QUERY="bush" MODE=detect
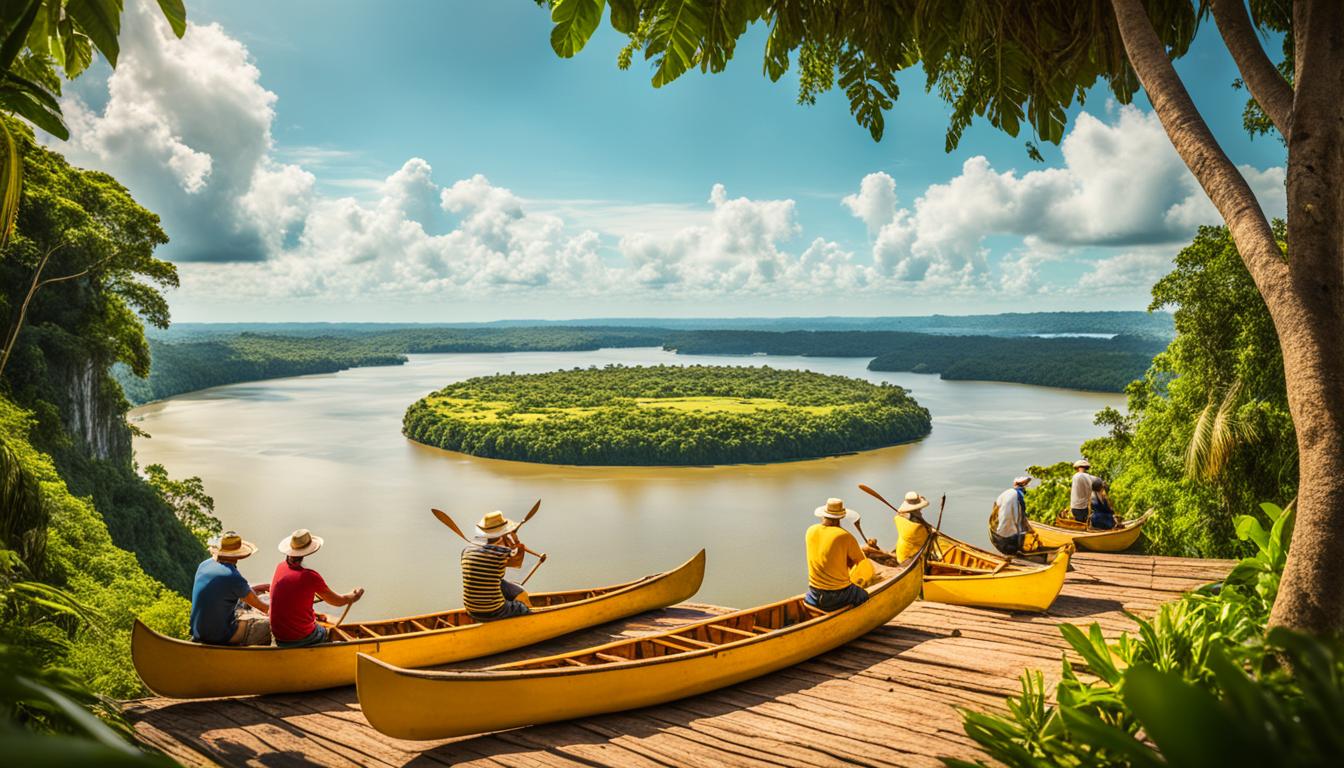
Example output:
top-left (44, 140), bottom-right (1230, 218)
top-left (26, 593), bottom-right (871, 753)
top-left (943, 502), bottom-right (1344, 767)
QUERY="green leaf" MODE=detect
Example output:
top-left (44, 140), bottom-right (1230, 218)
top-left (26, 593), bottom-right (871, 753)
top-left (648, 0), bottom-right (709, 88)
top-left (1057, 707), bottom-right (1162, 767)
top-left (608, 0), bottom-right (637, 34)
top-left (1123, 665), bottom-right (1274, 767)
top-left (65, 0), bottom-right (123, 68)
top-left (0, 0), bottom-right (42, 71)
top-left (1059, 622), bottom-right (1121, 685)
top-left (550, 0), bottom-right (605, 58)
top-left (155, 0), bottom-right (187, 38)
top-left (0, 116), bottom-right (20, 247)
top-left (0, 73), bottom-right (68, 139)
top-left (63, 31), bottom-right (94, 79)
top-left (1258, 501), bottom-right (1284, 522)
top-left (1233, 514), bottom-right (1269, 551)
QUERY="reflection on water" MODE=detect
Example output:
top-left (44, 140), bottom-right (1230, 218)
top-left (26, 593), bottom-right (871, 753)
top-left (130, 348), bottom-right (1122, 617)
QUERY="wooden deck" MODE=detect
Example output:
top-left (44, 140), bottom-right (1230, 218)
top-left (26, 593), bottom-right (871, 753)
top-left (126, 552), bottom-right (1232, 767)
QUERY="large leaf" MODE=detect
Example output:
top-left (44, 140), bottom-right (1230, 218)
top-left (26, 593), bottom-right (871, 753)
top-left (1056, 707), bottom-right (1163, 768)
top-left (647, 0), bottom-right (709, 88)
top-left (0, 116), bottom-right (19, 247)
top-left (155, 0), bottom-right (187, 38)
top-left (550, 0), bottom-right (605, 58)
top-left (65, 0), bottom-right (123, 68)
top-left (608, 0), bottom-right (637, 33)
top-left (0, 73), bottom-right (68, 139)
top-left (1123, 665), bottom-right (1275, 767)
top-left (0, 0), bottom-right (42, 71)
top-left (1233, 514), bottom-right (1269, 552)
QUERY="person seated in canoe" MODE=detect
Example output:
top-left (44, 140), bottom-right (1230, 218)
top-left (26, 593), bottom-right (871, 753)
top-left (189, 531), bottom-right (272, 646)
top-left (804, 498), bottom-right (871, 611)
top-left (989, 477), bottom-right (1034, 556)
top-left (1068, 459), bottom-right (1098, 523)
top-left (462, 511), bottom-right (533, 622)
top-left (270, 529), bottom-right (365, 647)
top-left (1089, 477), bottom-right (1119, 530)
top-left (893, 491), bottom-right (932, 562)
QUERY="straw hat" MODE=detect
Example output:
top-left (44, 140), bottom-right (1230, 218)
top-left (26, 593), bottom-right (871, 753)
top-left (278, 528), bottom-right (324, 557)
top-left (1014, 476), bottom-right (1033, 487)
top-left (210, 531), bottom-right (256, 559)
top-left (476, 511), bottom-right (520, 539)
top-left (814, 498), bottom-right (859, 523)
top-left (897, 492), bottom-right (930, 514)
top-left (1073, 459), bottom-right (1091, 469)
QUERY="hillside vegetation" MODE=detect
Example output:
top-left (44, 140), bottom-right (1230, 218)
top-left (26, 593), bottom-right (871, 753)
top-left (404, 365), bottom-right (931, 465)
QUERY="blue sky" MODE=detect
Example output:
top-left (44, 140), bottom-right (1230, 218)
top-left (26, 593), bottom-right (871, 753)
top-left (54, 1), bottom-right (1288, 321)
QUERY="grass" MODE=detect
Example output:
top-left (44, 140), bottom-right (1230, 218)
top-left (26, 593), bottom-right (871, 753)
top-left (426, 395), bottom-right (841, 424)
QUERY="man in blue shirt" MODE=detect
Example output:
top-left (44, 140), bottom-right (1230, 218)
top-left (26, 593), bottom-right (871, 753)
top-left (190, 531), bottom-right (272, 645)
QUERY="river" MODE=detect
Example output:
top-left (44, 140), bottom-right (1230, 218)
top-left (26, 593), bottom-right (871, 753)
top-left (129, 348), bottom-right (1122, 617)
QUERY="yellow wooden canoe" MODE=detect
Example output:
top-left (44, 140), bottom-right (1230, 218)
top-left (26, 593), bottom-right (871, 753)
top-left (920, 531), bottom-right (1071, 612)
top-left (1029, 509), bottom-right (1155, 552)
top-left (356, 540), bottom-right (929, 740)
top-left (132, 549), bottom-right (705, 699)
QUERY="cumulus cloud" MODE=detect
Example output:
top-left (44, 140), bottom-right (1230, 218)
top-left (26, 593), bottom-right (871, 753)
top-left (846, 107), bottom-right (1286, 288)
top-left (1078, 249), bottom-right (1174, 290)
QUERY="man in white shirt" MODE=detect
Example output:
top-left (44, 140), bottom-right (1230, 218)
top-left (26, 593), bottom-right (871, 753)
top-left (1070, 459), bottom-right (1097, 522)
top-left (990, 476), bottom-right (1033, 555)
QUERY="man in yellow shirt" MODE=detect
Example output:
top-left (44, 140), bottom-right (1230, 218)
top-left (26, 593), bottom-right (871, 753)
top-left (805, 498), bottom-right (870, 611)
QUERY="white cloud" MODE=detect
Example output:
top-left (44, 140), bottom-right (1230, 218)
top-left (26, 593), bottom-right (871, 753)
top-left (1078, 249), bottom-right (1173, 290)
top-left (846, 107), bottom-right (1287, 288)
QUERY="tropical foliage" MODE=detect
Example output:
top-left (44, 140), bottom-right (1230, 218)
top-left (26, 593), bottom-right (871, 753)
top-left (404, 365), bottom-right (931, 465)
top-left (1033, 226), bottom-right (1295, 559)
top-left (945, 501), bottom-right (1344, 768)
top-left (1, 130), bottom-right (205, 593)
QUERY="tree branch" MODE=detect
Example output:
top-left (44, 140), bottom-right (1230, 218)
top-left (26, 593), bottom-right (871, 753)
top-left (1109, 0), bottom-right (1288, 295)
top-left (1209, 0), bottom-right (1294, 141)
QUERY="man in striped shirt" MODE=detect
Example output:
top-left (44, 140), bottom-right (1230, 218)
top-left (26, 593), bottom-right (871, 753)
top-left (462, 510), bottom-right (533, 621)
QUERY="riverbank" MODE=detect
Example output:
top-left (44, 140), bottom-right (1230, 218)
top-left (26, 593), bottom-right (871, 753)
top-left (125, 551), bottom-right (1231, 767)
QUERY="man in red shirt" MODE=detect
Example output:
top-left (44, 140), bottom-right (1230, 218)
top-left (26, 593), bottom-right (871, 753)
top-left (270, 529), bottom-right (365, 647)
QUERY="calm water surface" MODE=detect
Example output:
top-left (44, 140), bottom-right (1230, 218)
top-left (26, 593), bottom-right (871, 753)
top-left (130, 349), bottom-right (1121, 617)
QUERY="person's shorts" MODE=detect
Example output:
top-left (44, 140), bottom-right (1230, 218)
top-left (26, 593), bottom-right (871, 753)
top-left (1070, 507), bottom-right (1089, 523)
top-left (230, 613), bottom-right (273, 646)
top-left (803, 583), bottom-right (870, 612)
top-left (990, 531), bottom-right (1027, 556)
top-left (275, 624), bottom-right (329, 648)
top-left (469, 580), bottom-right (533, 622)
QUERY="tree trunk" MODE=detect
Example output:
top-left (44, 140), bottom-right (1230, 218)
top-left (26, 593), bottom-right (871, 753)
top-left (1112, 0), bottom-right (1344, 634)
top-left (1266, 0), bottom-right (1344, 634)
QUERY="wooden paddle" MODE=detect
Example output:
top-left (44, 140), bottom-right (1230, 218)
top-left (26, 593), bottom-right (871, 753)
top-left (520, 553), bottom-right (548, 586)
top-left (431, 508), bottom-right (471, 542)
top-left (858, 483), bottom-right (901, 514)
top-left (432, 503), bottom-right (549, 576)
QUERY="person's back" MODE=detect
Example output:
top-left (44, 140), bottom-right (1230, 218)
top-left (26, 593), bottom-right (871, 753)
top-left (806, 524), bottom-right (862, 591)
top-left (894, 515), bottom-right (929, 563)
top-left (461, 542), bottom-right (511, 616)
top-left (270, 558), bottom-right (328, 644)
top-left (1089, 477), bottom-right (1117, 530)
top-left (190, 557), bottom-right (250, 644)
top-left (1069, 462), bottom-right (1095, 522)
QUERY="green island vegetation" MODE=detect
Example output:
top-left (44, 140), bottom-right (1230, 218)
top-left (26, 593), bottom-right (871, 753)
top-left (666, 331), bottom-right (1164, 392)
top-left (403, 365), bottom-right (931, 465)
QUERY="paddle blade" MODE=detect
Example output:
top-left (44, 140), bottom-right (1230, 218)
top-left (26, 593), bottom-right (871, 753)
top-left (430, 508), bottom-right (470, 542)
top-left (858, 483), bottom-right (900, 513)
top-left (521, 498), bottom-right (541, 525)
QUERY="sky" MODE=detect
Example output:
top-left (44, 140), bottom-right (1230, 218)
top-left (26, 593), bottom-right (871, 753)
top-left (48, 0), bottom-right (1289, 322)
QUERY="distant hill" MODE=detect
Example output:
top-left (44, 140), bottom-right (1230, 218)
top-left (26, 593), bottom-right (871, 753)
top-left (151, 311), bottom-right (1174, 341)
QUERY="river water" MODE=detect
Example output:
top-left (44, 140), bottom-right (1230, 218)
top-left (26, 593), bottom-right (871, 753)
top-left (129, 348), bottom-right (1122, 618)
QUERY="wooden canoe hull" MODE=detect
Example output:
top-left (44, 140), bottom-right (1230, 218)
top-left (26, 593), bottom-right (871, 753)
top-left (921, 545), bottom-right (1070, 612)
top-left (1029, 510), bottom-right (1154, 552)
top-left (356, 545), bottom-right (927, 740)
top-left (132, 550), bottom-right (705, 699)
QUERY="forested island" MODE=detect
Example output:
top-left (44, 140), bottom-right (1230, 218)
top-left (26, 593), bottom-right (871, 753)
top-left (403, 365), bottom-right (932, 465)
